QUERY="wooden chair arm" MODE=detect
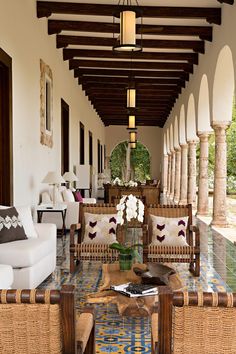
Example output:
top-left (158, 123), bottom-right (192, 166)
top-left (70, 223), bottom-right (81, 246)
top-left (142, 224), bottom-right (149, 246)
top-left (76, 306), bottom-right (96, 354)
top-left (189, 224), bottom-right (200, 248)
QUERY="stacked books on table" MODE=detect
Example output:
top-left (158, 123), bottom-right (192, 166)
top-left (110, 283), bottom-right (158, 297)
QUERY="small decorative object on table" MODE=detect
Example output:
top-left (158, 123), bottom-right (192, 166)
top-left (109, 194), bottom-right (144, 270)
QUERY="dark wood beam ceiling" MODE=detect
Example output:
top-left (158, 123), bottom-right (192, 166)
top-left (57, 36), bottom-right (205, 54)
top-left (69, 59), bottom-right (194, 73)
top-left (37, 2), bottom-right (221, 24)
top-left (36, 1), bottom-right (234, 127)
top-left (48, 20), bottom-right (213, 41)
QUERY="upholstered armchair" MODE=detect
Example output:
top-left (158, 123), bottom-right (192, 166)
top-left (151, 286), bottom-right (236, 354)
top-left (143, 204), bottom-right (200, 276)
top-left (0, 285), bottom-right (95, 354)
top-left (70, 203), bottom-right (128, 273)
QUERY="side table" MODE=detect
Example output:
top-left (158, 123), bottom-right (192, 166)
top-left (36, 204), bottom-right (67, 237)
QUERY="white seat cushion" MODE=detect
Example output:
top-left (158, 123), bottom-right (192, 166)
top-left (0, 264), bottom-right (13, 288)
top-left (0, 231), bottom-right (55, 268)
top-left (62, 189), bottom-right (75, 202)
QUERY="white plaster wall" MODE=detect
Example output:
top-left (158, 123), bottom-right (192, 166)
top-left (0, 0), bottom-right (105, 208)
top-left (105, 126), bottom-right (162, 179)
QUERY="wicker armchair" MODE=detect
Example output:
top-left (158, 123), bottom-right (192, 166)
top-left (143, 204), bottom-right (200, 276)
top-left (70, 204), bottom-right (126, 273)
top-left (152, 286), bottom-right (236, 354)
top-left (0, 285), bottom-right (95, 354)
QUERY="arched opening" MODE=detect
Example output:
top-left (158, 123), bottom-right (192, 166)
top-left (213, 45), bottom-right (234, 124)
top-left (186, 94), bottom-right (198, 141)
top-left (110, 141), bottom-right (151, 182)
top-left (179, 104), bottom-right (186, 144)
top-left (212, 45), bottom-right (235, 193)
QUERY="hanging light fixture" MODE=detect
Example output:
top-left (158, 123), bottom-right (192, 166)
top-left (127, 115), bottom-right (136, 129)
top-left (127, 87), bottom-right (136, 108)
top-left (130, 142), bottom-right (137, 149)
top-left (129, 131), bottom-right (137, 149)
top-left (113, 1), bottom-right (142, 52)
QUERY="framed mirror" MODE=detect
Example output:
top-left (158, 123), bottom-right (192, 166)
top-left (40, 59), bottom-right (53, 148)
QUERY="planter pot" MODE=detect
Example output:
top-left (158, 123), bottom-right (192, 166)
top-left (119, 253), bottom-right (133, 271)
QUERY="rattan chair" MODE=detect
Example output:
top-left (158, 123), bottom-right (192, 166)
top-left (70, 203), bottom-right (126, 273)
top-left (151, 286), bottom-right (236, 354)
top-left (143, 204), bottom-right (200, 276)
top-left (0, 284), bottom-right (95, 354)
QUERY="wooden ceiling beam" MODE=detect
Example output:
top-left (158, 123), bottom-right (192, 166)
top-left (63, 48), bottom-right (198, 64)
top-left (74, 68), bottom-right (189, 80)
top-left (103, 121), bottom-right (164, 127)
top-left (48, 20), bottom-right (212, 41)
top-left (57, 35), bottom-right (205, 54)
top-left (90, 97), bottom-right (176, 103)
top-left (80, 76), bottom-right (183, 85)
top-left (87, 91), bottom-right (178, 97)
top-left (82, 84), bottom-right (182, 92)
top-left (217, 0), bottom-right (234, 4)
top-left (37, 2), bottom-right (221, 25)
top-left (69, 59), bottom-right (193, 73)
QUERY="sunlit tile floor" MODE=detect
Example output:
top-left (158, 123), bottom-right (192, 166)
top-left (39, 218), bottom-right (236, 353)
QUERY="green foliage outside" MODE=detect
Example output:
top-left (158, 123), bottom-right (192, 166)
top-left (226, 100), bottom-right (236, 192)
top-left (110, 141), bottom-right (151, 182)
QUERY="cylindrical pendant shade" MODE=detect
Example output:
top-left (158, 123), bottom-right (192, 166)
top-left (121, 11), bottom-right (135, 46)
top-left (129, 131), bottom-right (137, 143)
top-left (113, 10), bottom-right (142, 52)
top-left (128, 115), bottom-right (136, 129)
top-left (127, 88), bottom-right (136, 108)
top-left (130, 142), bottom-right (136, 149)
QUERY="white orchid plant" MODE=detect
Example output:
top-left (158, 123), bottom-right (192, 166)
top-left (112, 178), bottom-right (138, 187)
top-left (116, 194), bottom-right (144, 225)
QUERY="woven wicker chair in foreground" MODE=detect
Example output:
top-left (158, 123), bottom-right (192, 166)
top-left (143, 204), bottom-right (200, 276)
top-left (70, 204), bottom-right (125, 273)
top-left (0, 285), bottom-right (95, 354)
top-left (151, 286), bottom-right (236, 354)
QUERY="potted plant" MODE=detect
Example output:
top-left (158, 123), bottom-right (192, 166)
top-left (109, 242), bottom-right (143, 271)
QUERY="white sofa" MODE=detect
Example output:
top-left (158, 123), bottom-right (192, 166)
top-left (40, 187), bottom-right (96, 229)
top-left (0, 222), bottom-right (57, 289)
top-left (0, 264), bottom-right (13, 288)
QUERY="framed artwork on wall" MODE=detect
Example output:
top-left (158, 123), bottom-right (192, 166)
top-left (40, 59), bottom-right (53, 148)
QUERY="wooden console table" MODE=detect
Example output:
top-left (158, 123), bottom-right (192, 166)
top-left (104, 184), bottom-right (160, 205)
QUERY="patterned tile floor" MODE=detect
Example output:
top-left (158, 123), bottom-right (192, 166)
top-left (39, 218), bottom-right (236, 353)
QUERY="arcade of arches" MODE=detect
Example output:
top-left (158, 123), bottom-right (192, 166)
top-left (161, 45), bottom-right (235, 228)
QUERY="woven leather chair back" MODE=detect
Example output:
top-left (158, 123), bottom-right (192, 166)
top-left (0, 289), bottom-right (62, 353)
top-left (172, 291), bottom-right (236, 354)
top-left (156, 287), bottom-right (236, 354)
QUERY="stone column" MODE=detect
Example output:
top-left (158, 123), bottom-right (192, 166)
top-left (174, 147), bottom-right (181, 203)
top-left (211, 123), bottom-right (229, 227)
top-left (162, 154), bottom-right (168, 194)
top-left (197, 132), bottom-right (210, 215)
top-left (179, 144), bottom-right (188, 205)
top-left (167, 153), bottom-right (172, 197)
top-left (169, 151), bottom-right (176, 200)
top-left (187, 140), bottom-right (197, 206)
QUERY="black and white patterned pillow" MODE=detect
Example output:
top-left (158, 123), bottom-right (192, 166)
top-left (0, 207), bottom-right (27, 244)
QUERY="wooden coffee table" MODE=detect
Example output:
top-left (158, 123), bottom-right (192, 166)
top-left (87, 262), bottom-right (182, 317)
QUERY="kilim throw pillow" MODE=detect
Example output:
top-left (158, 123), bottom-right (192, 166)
top-left (83, 212), bottom-right (118, 244)
top-left (150, 214), bottom-right (189, 246)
